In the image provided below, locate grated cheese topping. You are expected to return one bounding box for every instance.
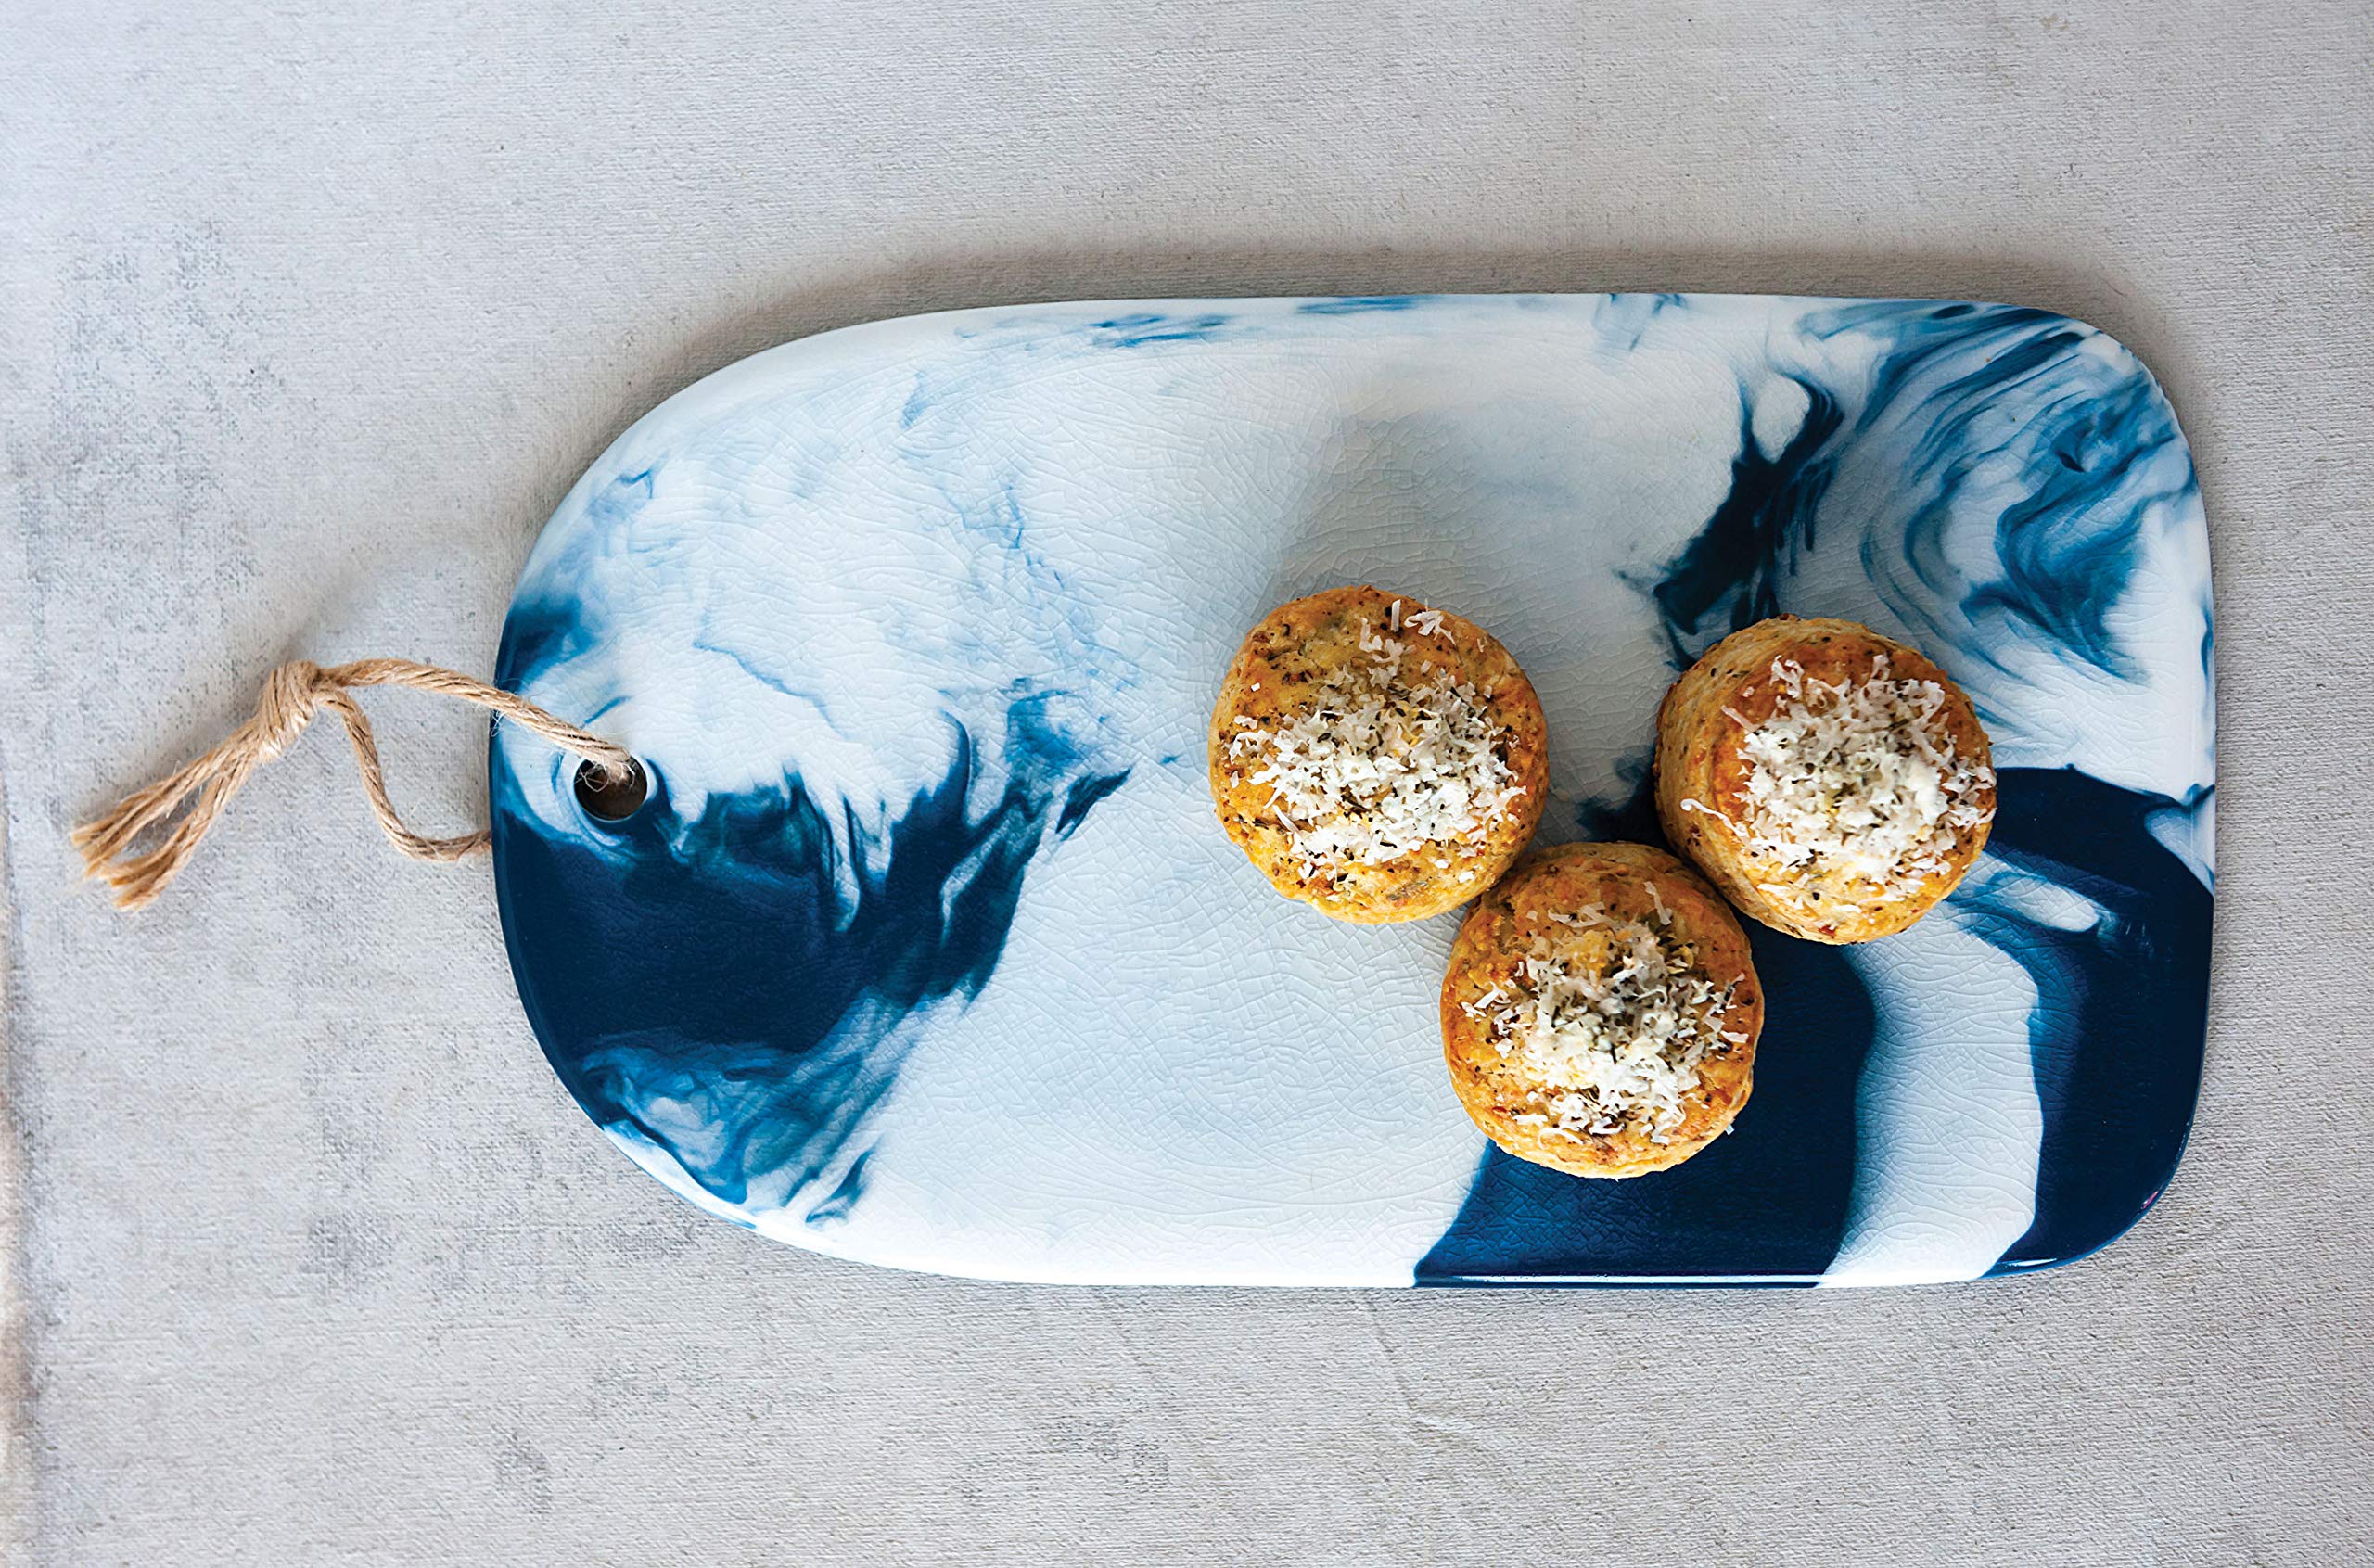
[1229,616,1525,876]
[1710,655,1994,904]
[1466,903,1741,1143]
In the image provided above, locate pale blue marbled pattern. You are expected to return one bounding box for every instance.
[491,295,2212,1287]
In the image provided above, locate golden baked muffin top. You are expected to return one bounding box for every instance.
[1655,615,1996,943]
[1439,841,1762,1179]
[1208,585,1549,924]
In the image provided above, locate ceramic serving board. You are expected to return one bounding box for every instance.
[489,294,2213,1288]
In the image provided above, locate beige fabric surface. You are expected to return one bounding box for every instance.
[5,2,2370,1562]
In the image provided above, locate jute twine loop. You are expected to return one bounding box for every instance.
[71,657,636,911]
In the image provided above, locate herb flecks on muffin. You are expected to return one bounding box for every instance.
[1209,586,1548,924]
[1227,605,1527,882]
[1467,899,1746,1146]
[1655,616,1997,944]
[1683,653,1994,918]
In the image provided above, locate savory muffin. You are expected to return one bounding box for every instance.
[1654,615,1996,943]
[1209,585,1549,923]
[1439,841,1763,1179]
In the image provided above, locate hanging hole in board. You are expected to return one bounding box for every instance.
[575,757,648,822]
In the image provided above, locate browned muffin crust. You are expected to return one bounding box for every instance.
[1654,615,1996,943]
[1209,586,1549,924]
[1439,840,1764,1179]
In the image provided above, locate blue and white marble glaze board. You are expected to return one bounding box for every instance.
[489,294,2213,1288]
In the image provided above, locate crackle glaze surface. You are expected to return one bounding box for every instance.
[491,295,2212,1287]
